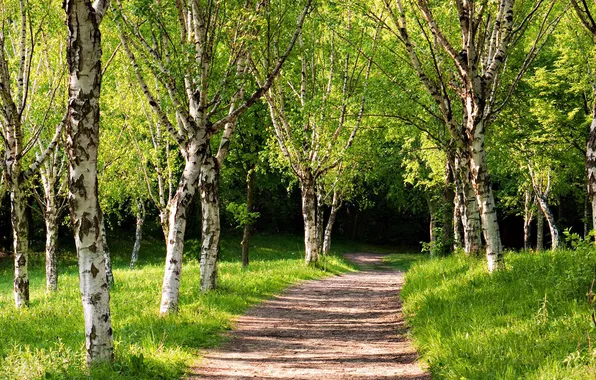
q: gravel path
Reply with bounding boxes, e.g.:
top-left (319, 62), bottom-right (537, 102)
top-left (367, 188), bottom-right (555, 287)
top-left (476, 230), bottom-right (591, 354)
top-left (188, 253), bottom-right (430, 379)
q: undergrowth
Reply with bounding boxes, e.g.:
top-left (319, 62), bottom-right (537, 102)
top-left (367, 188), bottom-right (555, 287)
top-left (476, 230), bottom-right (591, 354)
top-left (0, 234), bottom-right (356, 379)
top-left (402, 246), bottom-right (596, 379)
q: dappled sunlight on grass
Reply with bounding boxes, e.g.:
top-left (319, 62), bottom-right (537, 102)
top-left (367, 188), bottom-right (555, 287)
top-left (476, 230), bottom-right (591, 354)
top-left (402, 250), bottom-right (596, 379)
top-left (0, 234), bottom-right (355, 379)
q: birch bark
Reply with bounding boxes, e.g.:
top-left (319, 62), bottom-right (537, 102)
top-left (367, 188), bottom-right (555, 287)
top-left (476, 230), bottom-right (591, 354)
top-left (0, 0), bottom-right (65, 306)
top-left (199, 155), bottom-right (220, 291)
top-left (523, 190), bottom-right (534, 250)
top-left (322, 190), bottom-right (340, 256)
top-left (64, 0), bottom-right (113, 364)
top-left (241, 168), bottom-right (255, 267)
top-left (301, 174), bottom-right (319, 264)
top-left (468, 122), bottom-right (503, 271)
top-left (130, 201), bottom-right (144, 269)
top-left (118, 1), bottom-right (311, 311)
top-left (537, 210), bottom-right (544, 251)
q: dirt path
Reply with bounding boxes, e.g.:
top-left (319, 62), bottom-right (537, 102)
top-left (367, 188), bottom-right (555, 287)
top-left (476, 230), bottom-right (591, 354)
top-left (188, 253), bottom-right (430, 379)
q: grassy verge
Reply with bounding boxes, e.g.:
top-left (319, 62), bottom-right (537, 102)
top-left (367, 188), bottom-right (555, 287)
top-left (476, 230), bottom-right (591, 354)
top-left (0, 234), bottom-right (356, 379)
top-left (402, 248), bottom-right (596, 379)
top-left (384, 253), bottom-right (427, 271)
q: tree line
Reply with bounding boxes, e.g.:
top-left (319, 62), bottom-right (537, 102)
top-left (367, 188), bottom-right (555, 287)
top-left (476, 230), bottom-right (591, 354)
top-left (0, 0), bottom-right (595, 368)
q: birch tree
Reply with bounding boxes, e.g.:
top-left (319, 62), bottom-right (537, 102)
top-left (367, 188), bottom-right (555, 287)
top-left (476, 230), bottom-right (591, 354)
top-left (117, 0), bottom-right (311, 312)
top-left (570, 0), bottom-right (596, 236)
top-left (0, 0), bottom-right (65, 306)
top-left (257, 7), bottom-right (375, 265)
top-left (64, 0), bottom-right (113, 365)
top-left (528, 164), bottom-right (559, 249)
top-left (383, 0), bottom-right (560, 271)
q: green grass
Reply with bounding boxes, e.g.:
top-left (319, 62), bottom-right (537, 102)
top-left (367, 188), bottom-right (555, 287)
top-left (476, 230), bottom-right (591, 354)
top-left (384, 252), bottom-right (428, 271)
top-left (0, 234), bottom-right (356, 379)
top-left (401, 248), bottom-right (596, 379)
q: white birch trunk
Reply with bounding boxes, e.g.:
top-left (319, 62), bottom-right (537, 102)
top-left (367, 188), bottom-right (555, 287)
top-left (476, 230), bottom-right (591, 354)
top-left (241, 168), bottom-right (255, 267)
top-left (428, 198), bottom-right (438, 243)
top-left (587, 114), bottom-right (596, 236)
top-left (316, 192), bottom-right (325, 252)
top-left (130, 202), bottom-right (144, 269)
top-left (536, 195), bottom-right (559, 250)
top-left (65, 0), bottom-right (113, 364)
top-left (453, 185), bottom-right (464, 250)
top-left (44, 191), bottom-right (59, 291)
top-left (456, 154), bottom-right (482, 256)
top-left (537, 210), bottom-right (544, 251)
top-left (468, 127), bottom-right (503, 272)
top-left (301, 175), bottom-right (318, 265)
top-left (11, 184), bottom-right (29, 307)
top-left (523, 190), bottom-right (533, 251)
top-left (199, 155), bottom-right (221, 292)
top-left (322, 191), bottom-right (340, 256)
top-left (159, 138), bottom-right (204, 314)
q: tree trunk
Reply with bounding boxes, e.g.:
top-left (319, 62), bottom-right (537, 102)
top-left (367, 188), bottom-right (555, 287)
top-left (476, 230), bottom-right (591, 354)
top-left (453, 181), bottom-right (464, 250)
top-left (65, 0), bottom-right (113, 365)
top-left (241, 168), bottom-right (255, 267)
top-left (160, 139), bottom-right (204, 314)
top-left (101, 217), bottom-right (114, 287)
top-left (537, 210), bottom-right (544, 251)
top-left (456, 153), bottom-right (482, 256)
top-left (523, 190), bottom-right (533, 251)
top-left (587, 110), bottom-right (596, 237)
top-left (536, 195), bottom-right (559, 250)
top-left (45, 192), bottom-right (59, 291)
top-left (12, 185), bottom-right (29, 307)
top-left (468, 126), bottom-right (503, 272)
top-left (130, 201), bottom-right (144, 269)
top-left (442, 157), bottom-right (455, 254)
top-left (322, 190), bottom-right (340, 256)
top-left (199, 155), bottom-right (221, 292)
top-left (301, 174), bottom-right (318, 265)
top-left (427, 198), bottom-right (438, 243)
top-left (316, 192), bottom-right (325, 252)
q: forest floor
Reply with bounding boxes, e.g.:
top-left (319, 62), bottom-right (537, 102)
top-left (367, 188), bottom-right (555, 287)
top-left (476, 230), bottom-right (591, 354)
top-left (188, 252), bottom-right (430, 379)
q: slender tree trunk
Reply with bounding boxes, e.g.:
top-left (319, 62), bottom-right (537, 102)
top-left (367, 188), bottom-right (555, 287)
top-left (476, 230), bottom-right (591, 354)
top-left (536, 195), bottom-right (559, 250)
top-left (160, 139), bottom-right (204, 314)
top-left (587, 110), bottom-right (596, 237)
top-left (537, 210), bottom-right (544, 251)
top-left (301, 174), bottom-right (318, 265)
top-left (452, 187), bottom-right (464, 250)
top-left (65, 0), bottom-right (113, 364)
top-left (199, 155), bottom-right (221, 292)
top-left (130, 202), bottom-right (144, 269)
top-left (453, 181), bottom-right (464, 250)
top-left (468, 125), bottom-right (503, 272)
top-left (456, 153), bottom-right (482, 256)
top-left (428, 198), bottom-right (438, 243)
top-left (523, 190), bottom-right (533, 251)
top-left (316, 192), bottom-right (325, 252)
top-left (45, 192), bottom-right (59, 291)
top-left (322, 190), bottom-right (340, 256)
top-left (101, 217), bottom-right (114, 287)
top-left (442, 158), bottom-right (455, 254)
top-left (12, 184), bottom-right (29, 307)
top-left (241, 168), bottom-right (255, 267)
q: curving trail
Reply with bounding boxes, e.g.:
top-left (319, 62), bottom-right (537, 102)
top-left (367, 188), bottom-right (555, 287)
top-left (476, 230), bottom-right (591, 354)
top-left (188, 253), bottom-right (430, 379)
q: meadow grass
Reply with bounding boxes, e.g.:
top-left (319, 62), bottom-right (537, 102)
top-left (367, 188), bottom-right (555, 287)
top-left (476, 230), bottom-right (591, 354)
top-left (0, 234), bottom-right (356, 379)
top-left (401, 247), bottom-right (596, 379)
